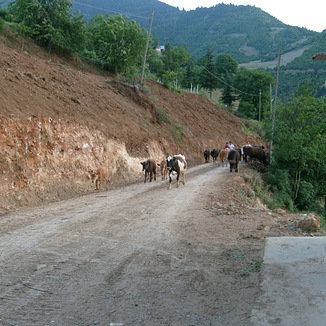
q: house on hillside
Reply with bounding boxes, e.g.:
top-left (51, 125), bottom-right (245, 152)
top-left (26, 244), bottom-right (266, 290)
top-left (312, 52), bottom-right (326, 60)
top-left (155, 46), bottom-right (165, 55)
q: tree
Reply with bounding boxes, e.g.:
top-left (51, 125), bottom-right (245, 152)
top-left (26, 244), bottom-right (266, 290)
top-left (87, 14), bottom-right (146, 75)
top-left (147, 48), bottom-right (164, 76)
top-left (183, 60), bottom-right (200, 90)
top-left (235, 67), bottom-right (273, 120)
top-left (161, 44), bottom-right (190, 72)
top-left (9, 0), bottom-right (86, 53)
top-left (215, 54), bottom-right (238, 107)
top-left (157, 44), bottom-right (191, 89)
top-left (215, 54), bottom-right (238, 80)
top-left (200, 47), bottom-right (218, 99)
top-left (266, 83), bottom-right (326, 212)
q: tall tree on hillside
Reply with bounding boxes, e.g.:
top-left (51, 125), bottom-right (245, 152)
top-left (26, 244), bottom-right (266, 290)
top-left (235, 67), bottom-right (274, 120)
top-left (216, 54), bottom-right (238, 107)
top-left (215, 54), bottom-right (238, 80)
top-left (86, 14), bottom-right (146, 75)
top-left (9, 0), bottom-right (86, 53)
top-left (183, 60), bottom-right (201, 91)
top-left (200, 47), bottom-right (218, 99)
top-left (159, 43), bottom-right (191, 89)
top-left (220, 79), bottom-right (237, 108)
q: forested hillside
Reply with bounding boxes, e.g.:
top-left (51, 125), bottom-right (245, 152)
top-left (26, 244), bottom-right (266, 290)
top-left (71, 1), bottom-right (326, 96)
top-left (72, 1), bottom-right (317, 62)
top-left (2, 0), bottom-right (325, 97)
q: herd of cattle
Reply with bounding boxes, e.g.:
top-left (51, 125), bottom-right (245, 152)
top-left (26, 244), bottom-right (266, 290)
top-left (90, 145), bottom-right (269, 191)
top-left (204, 145), bottom-right (269, 166)
top-left (141, 154), bottom-right (187, 189)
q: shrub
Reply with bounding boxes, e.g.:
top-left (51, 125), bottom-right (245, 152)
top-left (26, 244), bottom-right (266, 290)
top-left (295, 181), bottom-right (316, 211)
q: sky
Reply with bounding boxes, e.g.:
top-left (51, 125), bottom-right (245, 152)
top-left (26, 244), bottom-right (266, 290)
top-left (159, 0), bottom-right (326, 32)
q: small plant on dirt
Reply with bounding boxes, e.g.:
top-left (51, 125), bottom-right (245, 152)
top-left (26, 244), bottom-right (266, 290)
top-left (240, 170), bottom-right (288, 210)
top-left (240, 259), bottom-right (264, 277)
top-left (228, 251), bottom-right (245, 261)
top-left (172, 124), bottom-right (184, 144)
top-left (0, 18), bottom-right (4, 33)
top-left (157, 108), bottom-right (171, 124)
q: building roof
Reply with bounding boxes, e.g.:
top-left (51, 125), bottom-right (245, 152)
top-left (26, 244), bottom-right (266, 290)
top-left (312, 52), bottom-right (326, 61)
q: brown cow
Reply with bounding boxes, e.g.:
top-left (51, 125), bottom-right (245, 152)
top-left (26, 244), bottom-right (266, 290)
top-left (217, 148), bottom-right (229, 167)
top-left (90, 167), bottom-right (110, 191)
top-left (140, 159), bottom-right (157, 183)
top-left (242, 146), bottom-right (269, 165)
top-left (158, 159), bottom-right (168, 181)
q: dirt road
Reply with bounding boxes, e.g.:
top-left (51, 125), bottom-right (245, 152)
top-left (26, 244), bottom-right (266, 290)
top-left (0, 162), bottom-right (305, 326)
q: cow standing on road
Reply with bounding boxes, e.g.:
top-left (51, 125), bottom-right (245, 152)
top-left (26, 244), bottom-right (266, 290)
top-left (141, 159), bottom-right (157, 183)
top-left (166, 154), bottom-right (187, 189)
top-left (217, 148), bottom-right (229, 167)
top-left (90, 167), bottom-right (110, 191)
top-left (210, 148), bottom-right (219, 164)
top-left (227, 149), bottom-right (240, 172)
top-left (158, 159), bottom-right (168, 181)
top-left (203, 149), bottom-right (210, 163)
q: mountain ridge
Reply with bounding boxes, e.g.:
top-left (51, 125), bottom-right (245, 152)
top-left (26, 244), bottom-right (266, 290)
top-left (71, 1), bottom-right (318, 62)
top-left (71, 0), bottom-right (326, 95)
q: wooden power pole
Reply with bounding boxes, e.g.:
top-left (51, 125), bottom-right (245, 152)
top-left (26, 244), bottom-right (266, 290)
top-left (269, 50), bottom-right (281, 159)
top-left (141, 11), bottom-right (154, 85)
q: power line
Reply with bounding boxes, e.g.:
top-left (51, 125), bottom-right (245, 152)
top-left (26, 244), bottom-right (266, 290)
top-left (73, 1), bottom-right (150, 20)
top-left (73, 1), bottom-right (261, 99)
top-left (201, 66), bottom-right (259, 97)
top-left (73, 1), bottom-right (179, 46)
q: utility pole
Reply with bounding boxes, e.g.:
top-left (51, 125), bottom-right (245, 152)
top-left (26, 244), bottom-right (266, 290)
top-left (141, 11), bottom-right (154, 85)
top-left (270, 84), bottom-right (273, 113)
top-left (269, 50), bottom-right (281, 159)
top-left (259, 88), bottom-right (262, 121)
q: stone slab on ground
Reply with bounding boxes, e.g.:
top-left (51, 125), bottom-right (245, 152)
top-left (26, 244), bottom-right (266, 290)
top-left (251, 236), bottom-right (326, 326)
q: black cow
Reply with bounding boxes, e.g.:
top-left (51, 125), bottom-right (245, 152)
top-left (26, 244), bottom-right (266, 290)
top-left (242, 146), bottom-right (268, 165)
top-left (210, 148), bottom-right (219, 164)
top-left (203, 149), bottom-right (210, 163)
top-left (166, 154), bottom-right (187, 189)
top-left (227, 149), bottom-right (240, 172)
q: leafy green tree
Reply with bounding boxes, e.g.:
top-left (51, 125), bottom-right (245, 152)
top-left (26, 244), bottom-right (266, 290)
top-left (0, 5), bottom-right (9, 21)
top-left (235, 67), bottom-right (273, 120)
top-left (0, 15), bottom-right (4, 32)
top-left (9, 0), bottom-right (86, 53)
top-left (161, 43), bottom-right (190, 72)
top-left (147, 48), bottom-right (164, 76)
top-left (161, 70), bottom-right (179, 90)
top-left (200, 47), bottom-right (218, 99)
top-left (156, 43), bottom-right (191, 89)
top-left (86, 14), bottom-right (146, 75)
top-left (220, 80), bottom-right (237, 108)
top-left (266, 84), bottom-right (326, 212)
top-left (215, 54), bottom-right (238, 80)
top-left (183, 60), bottom-right (200, 90)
